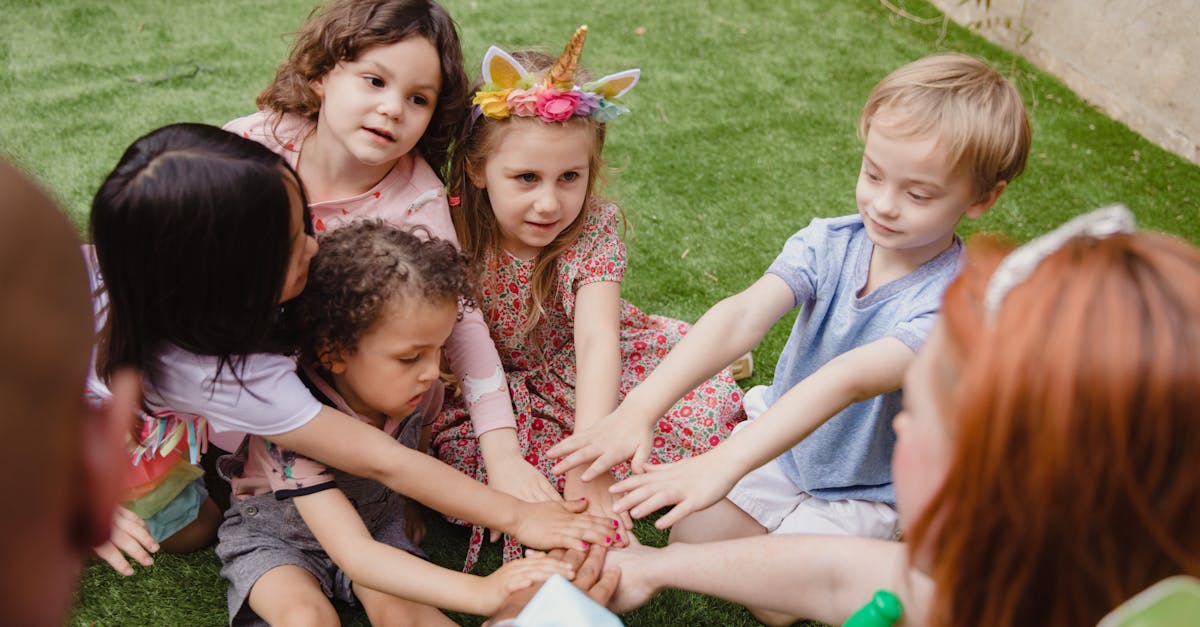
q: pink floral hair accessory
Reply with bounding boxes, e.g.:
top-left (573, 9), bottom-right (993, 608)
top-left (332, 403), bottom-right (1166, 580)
top-left (472, 25), bottom-right (639, 124)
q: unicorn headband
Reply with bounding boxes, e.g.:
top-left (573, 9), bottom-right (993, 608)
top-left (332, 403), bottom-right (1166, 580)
top-left (984, 204), bottom-right (1136, 322)
top-left (471, 25), bottom-right (640, 124)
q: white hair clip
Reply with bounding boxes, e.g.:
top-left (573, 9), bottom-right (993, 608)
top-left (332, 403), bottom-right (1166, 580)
top-left (984, 204), bottom-right (1136, 321)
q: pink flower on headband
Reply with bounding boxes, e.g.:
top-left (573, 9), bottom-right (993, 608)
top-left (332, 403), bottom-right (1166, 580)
top-left (506, 88), bottom-right (539, 118)
top-left (536, 89), bottom-right (581, 122)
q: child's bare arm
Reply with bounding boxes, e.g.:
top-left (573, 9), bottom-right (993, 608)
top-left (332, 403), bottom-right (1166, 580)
top-left (270, 407), bottom-right (616, 551)
top-left (479, 428), bottom-right (564, 504)
top-left (293, 488), bottom-right (573, 615)
top-left (450, 303), bottom-right (561, 505)
top-left (550, 274), bottom-right (796, 479)
top-left (610, 336), bottom-right (914, 527)
top-left (566, 280), bottom-right (631, 545)
top-left (608, 534), bottom-right (929, 625)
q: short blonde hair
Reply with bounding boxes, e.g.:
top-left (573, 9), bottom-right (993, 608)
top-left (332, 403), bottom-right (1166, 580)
top-left (859, 53), bottom-right (1031, 198)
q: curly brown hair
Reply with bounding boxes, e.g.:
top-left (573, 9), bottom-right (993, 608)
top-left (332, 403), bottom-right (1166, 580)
top-left (256, 0), bottom-right (468, 176)
top-left (287, 220), bottom-right (476, 366)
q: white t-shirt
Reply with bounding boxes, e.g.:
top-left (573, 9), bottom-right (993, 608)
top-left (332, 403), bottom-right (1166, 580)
top-left (83, 245), bottom-right (321, 445)
top-left (142, 346), bottom-right (322, 438)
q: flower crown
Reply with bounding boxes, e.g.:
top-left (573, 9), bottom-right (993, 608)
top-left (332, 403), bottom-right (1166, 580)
top-left (471, 25), bottom-right (640, 124)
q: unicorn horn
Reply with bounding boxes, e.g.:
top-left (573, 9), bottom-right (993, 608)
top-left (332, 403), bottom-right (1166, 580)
top-left (547, 25), bottom-right (588, 89)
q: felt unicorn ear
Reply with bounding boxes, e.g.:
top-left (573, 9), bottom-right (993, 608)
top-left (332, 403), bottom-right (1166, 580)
top-left (481, 45), bottom-right (528, 89)
top-left (583, 69), bottom-right (640, 99)
top-left (546, 25), bottom-right (588, 89)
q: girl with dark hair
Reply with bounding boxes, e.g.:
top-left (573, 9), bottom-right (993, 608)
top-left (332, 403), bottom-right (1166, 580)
top-left (217, 221), bottom-right (571, 624)
top-left (87, 121), bottom-right (315, 575)
top-left (224, 0), bottom-right (550, 512)
top-left (86, 123), bottom-right (616, 599)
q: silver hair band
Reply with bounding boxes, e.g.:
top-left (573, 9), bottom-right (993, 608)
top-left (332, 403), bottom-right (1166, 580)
top-left (983, 204), bottom-right (1136, 321)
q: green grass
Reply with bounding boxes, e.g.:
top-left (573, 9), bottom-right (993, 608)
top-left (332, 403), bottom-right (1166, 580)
top-left (2, 0), bottom-right (1197, 624)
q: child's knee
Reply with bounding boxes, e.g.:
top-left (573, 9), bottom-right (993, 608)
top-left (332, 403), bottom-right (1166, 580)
top-left (264, 595), bottom-right (338, 624)
top-left (358, 589), bottom-right (447, 627)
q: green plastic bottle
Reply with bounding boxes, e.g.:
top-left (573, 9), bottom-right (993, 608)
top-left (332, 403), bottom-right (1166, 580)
top-left (843, 590), bottom-right (904, 627)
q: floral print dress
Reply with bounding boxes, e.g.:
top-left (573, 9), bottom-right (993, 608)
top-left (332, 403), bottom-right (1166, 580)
top-left (431, 200), bottom-right (746, 570)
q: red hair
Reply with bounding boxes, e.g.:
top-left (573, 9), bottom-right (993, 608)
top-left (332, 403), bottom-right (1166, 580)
top-left (908, 231), bottom-right (1200, 626)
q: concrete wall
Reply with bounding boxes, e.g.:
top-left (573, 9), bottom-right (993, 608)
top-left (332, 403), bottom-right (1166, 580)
top-left (929, 0), bottom-right (1200, 164)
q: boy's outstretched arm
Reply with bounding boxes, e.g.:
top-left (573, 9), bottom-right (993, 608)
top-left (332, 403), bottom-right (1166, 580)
top-left (549, 274), bottom-right (796, 480)
top-left (294, 488), bottom-right (573, 616)
top-left (609, 336), bottom-right (914, 528)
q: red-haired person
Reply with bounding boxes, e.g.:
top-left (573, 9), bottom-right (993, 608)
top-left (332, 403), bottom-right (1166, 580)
top-left (605, 207), bottom-right (1200, 627)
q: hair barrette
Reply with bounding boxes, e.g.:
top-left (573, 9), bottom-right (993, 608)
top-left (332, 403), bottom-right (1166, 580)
top-left (471, 25), bottom-right (640, 124)
top-left (984, 204), bottom-right (1136, 321)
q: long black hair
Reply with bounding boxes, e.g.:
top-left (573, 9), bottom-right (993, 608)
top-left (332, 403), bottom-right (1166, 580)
top-left (90, 123), bottom-right (312, 385)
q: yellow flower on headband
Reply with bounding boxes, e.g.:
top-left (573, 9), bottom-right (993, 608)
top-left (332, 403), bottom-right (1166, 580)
top-left (473, 89), bottom-right (513, 120)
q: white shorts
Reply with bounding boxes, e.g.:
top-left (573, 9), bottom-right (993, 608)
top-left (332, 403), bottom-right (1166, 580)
top-left (725, 386), bottom-right (900, 540)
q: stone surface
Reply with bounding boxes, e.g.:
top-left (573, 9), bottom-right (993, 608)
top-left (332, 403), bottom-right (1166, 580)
top-left (929, 0), bottom-right (1200, 164)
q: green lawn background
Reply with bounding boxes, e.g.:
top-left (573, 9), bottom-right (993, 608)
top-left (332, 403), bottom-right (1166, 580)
top-left (1, 0), bottom-right (1197, 624)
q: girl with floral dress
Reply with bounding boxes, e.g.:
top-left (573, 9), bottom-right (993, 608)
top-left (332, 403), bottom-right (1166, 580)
top-left (432, 26), bottom-right (746, 570)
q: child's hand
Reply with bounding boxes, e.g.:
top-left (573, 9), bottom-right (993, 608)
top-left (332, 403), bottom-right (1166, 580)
top-left (488, 455), bottom-right (564, 504)
top-left (609, 453), bottom-right (739, 529)
top-left (485, 545), bottom-right (620, 624)
top-left (564, 471), bottom-right (633, 549)
top-left (92, 505), bottom-right (158, 576)
top-left (603, 542), bottom-right (662, 613)
top-left (509, 498), bottom-right (620, 552)
top-left (549, 407), bottom-right (654, 481)
top-left (479, 550), bottom-right (576, 615)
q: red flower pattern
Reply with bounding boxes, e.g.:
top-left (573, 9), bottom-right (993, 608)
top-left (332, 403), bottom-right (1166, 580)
top-left (429, 201), bottom-right (745, 572)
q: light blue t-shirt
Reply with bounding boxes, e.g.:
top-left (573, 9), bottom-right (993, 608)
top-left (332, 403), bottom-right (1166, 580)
top-left (764, 215), bottom-right (963, 505)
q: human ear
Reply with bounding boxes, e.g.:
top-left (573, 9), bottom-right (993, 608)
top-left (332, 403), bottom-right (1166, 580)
top-left (75, 368), bottom-right (139, 549)
top-left (965, 180), bottom-right (1007, 219)
top-left (310, 75), bottom-right (326, 100)
top-left (319, 348), bottom-right (348, 375)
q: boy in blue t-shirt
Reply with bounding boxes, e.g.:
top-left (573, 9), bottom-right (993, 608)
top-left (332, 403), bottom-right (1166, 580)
top-left (550, 53), bottom-right (1031, 550)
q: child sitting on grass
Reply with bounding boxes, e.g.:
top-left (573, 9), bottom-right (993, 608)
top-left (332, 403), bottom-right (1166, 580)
top-left (552, 52), bottom-right (1032, 601)
top-left (86, 123), bottom-right (615, 614)
top-left (433, 26), bottom-right (746, 570)
top-left (216, 220), bottom-right (571, 624)
top-left (607, 207), bottom-right (1200, 627)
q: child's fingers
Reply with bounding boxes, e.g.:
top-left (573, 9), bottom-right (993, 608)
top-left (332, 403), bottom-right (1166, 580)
top-left (573, 544), bottom-right (607, 588)
top-left (558, 496), bottom-right (590, 514)
top-left (652, 501), bottom-right (696, 530)
top-left (112, 510), bottom-right (158, 554)
top-left (616, 512), bottom-right (635, 547)
top-left (611, 482), bottom-right (677, 518)
top-left (580, 453), bottom-right (621, 482)
top-left (572, 517), bottom-right (623, 550)
top-left (532, 476), bottom-right (565, 503)
top-left (507, 553), bottom-right (575, 585)
top-left (608, 471), bottom-right (648, 496)
top-left (92, 542), bottom-right (135, 576)
top-left (588, 566), bottom-right (622, 606)
top-left (550, 445), bottom-right (598, 476)
top-left (546, 435), bottom-right (581, 459)
top-left (630, 447), bottom-right (652, 475)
